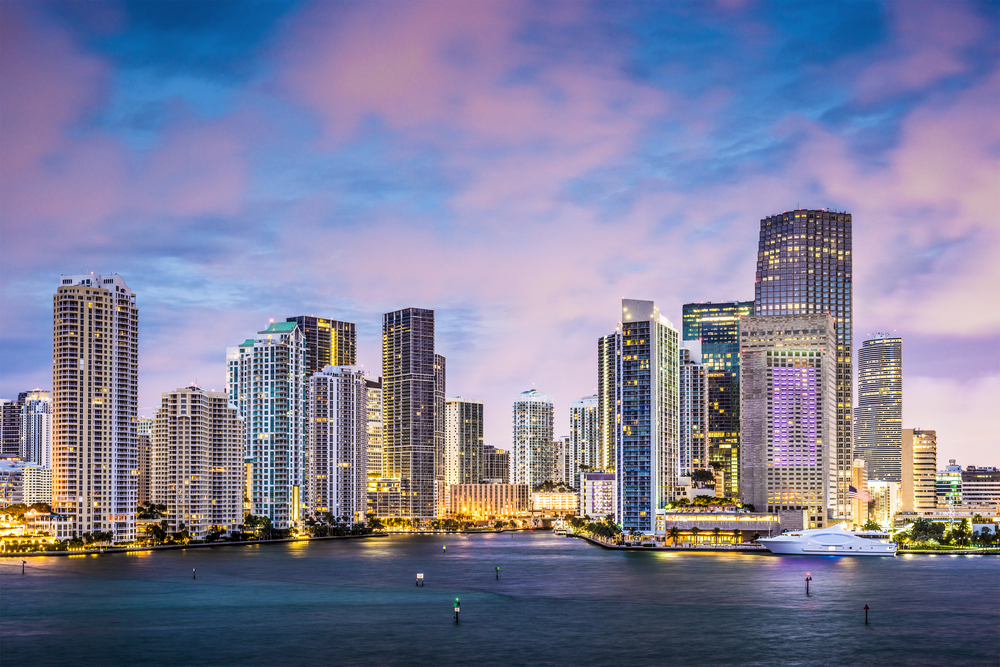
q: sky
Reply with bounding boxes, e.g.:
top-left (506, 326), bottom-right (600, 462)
top-left (1, 0), bottom-right (998, 466)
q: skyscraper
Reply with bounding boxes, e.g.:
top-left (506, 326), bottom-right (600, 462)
top-left (308, 366), bottom-right (369, 523)
top-left (511, 390), bottom-right (554, 488)
top-left (151, 386), bottom-right (244, 538)
top-left (678, 346), bottom-right (708, 477)
top-left (286, 316), bottom-right (356, 373)
top-left (597, 333), bottom-right (620, 472)
top-left (1, 393), bottom-right (26, 458)
top-left (617, 299), bottom-right (679, 534)
top-left (855, 334), bottom-right (902, 482)
top-left (52, 274), bottom-right (139, 542)
top-left (19, 390), bottom-right (51, 467)
top-left (682, 301), bottom-right (754, 497)
top-left (552, 434), bottom-right (573, 485)
top-left (444, 397), bottom-right (484, 486)
top-left (382, 308), bottom-right (441, 520)
top-left (135, 417), bottom-right (153, 506)
top-left (365, 377), bottom-right (383, 479)
top-left (569, 395), bottom-right (599, 474)
top-left (901, 428), bottom-right (937, 513)
top-left (754, 209), bottom-right (853, 520)
top-left (227, 321), bottom-right (307, 528)
top-left (740, 314), bottom-right (837, 530)
top-left (434, 354), bottom-right (446, 515)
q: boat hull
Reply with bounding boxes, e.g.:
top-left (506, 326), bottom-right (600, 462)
top-left (759, 540), bottom-right (896, 556)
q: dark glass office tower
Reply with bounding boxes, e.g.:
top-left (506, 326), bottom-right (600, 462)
top-left (855, 335), bottom-right (902, 482)
top-left (754, 209), bottom-right (853, 520)
top-left (682, 301), bottom-right (753, 498)
top-left (286, 316), bottom-right (356, 374)
top-left (382, 308), bottom-right (440, 520)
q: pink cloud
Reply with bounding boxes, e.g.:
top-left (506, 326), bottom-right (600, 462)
top-left (854, 0), bottom-right (987, 103)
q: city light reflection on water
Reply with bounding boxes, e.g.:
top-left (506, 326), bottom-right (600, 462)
top-left (2, 532), bottom-right (997, 666)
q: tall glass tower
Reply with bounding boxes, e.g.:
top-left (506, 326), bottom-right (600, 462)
top-left (382, 308), bottom-right (442, 520)
top-left (855, 334), bottom-right (902, 481)
top-left (617, 299), bottom-right (678, 534)
top-left (754, 209), bottom-right (853, 520)
top-left (286, 316), bottom-right (356, 373)
top-left (682, 301), bottom-right (753, 497)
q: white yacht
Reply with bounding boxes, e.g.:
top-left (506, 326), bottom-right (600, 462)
top-left (758, 524), bottom-right (896, 557)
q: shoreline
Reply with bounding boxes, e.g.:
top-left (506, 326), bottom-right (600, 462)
top-left (0, 528), bottom-right (536, 558)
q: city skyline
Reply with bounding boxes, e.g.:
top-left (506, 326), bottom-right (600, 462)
top-left (1, 1), bottom-right (997, 467)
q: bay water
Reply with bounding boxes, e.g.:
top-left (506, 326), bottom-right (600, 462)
top-left (2, 532), bottom-right (997, 666)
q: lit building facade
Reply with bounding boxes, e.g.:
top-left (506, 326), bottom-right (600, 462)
top-left (936, 460), bottom-right (963, 507)
top-left (682, 301), bottom-right (754, 497)
top-left (52, 273), bottom-right (139, 542)
top-left (851, 458), bottom-right (869, 528)
top-left (855, 334), bottom-right (902, 481)
top-left (678, 345), bottom-right (709, 477)
top-left (901, 428), bottom-right (936, 513)
top-left (151, 386), bottom-right (244, 538)
top-left (552, 435), bottom-right (573, 486)
top-left (382, 308), bottom-right (444, 520)
top-left (286, 316), bottom-right (356, 373)
top-left (532, 491), bottom-right (580, 513)
top-left (597, 333), bottom-right (620, 472)
top-left (740, 314), bottom-right (837, 530)
top-left (569, 395), bottom-right (599, 474)
top-left (579, 472), bottom-right (616, 518)
top-left (19, 390), bottom-right (51, 467)
top-left (511, 390), bottom-right (554, 488)
top-left (617, 299), bottom-right (679, 534)
top-left (961, 467), bottom-right (1000, 509)
top-left (227, 321), bottom-right (307, 529)
top-left (868, 480), bottom-right (901, 528)
top-left (308, 366), bottom-right (369, 523)
top-left (754, 209), bottom-right (853, 520)
top-left (367, 478), bottom-right (403, 518)
top-left (450, 483), bottom-right (529, 518)
top-left (365, 378), bottom-right (383, 478)
top-left (482, 445), bottom-right (509, 483)
top-left (444, 397), bottom-right (484, 487)
top-left (135, 417), bottom-right (153, 506)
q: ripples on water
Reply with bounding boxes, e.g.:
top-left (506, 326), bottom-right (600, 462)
top-left (2, 533), bottom-right (997, 666)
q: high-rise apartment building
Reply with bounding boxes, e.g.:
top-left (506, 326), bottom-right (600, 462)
top-left (434, 354), bottom-right (446, 515)
top-left (682, 301), bottom-right (754, 497)
top-left (597, 333), bottom-right (620, 472)
top-left (570, 395), bottom-right (599, 475)
top-left (511, 390), bottom-right (554, 488)
top-left (227, 321), bottom-right (307, 528)
top-left (365, 377), bottom-right (383, 478)
top-left (308, 367), bottom-right (369, 523)
top-left (444, 397), bottom-right (484, 486)
top-left (855, 334), bottom-right (902, 481)
top-left (754, 209), bottom-right (853, 520)
top-left (901, 428), bottom-right (936, 513)
top-left (617, 299), bottom-right (679, 533)
top-left (151, 386), bottom-right (244, 538)
top-left (482, 445), bottom-right (509, 483)
top-left (135, 417), bottom-right (153, 506)
top-left (52, 273), bottom-right (138, 542)
top-left (1, 393), bottom-right (26, 458)
top-left (382, 308), bottom-right (442, 520)
top-left (19, 390), bottom-right (51, 467)
top-left (678, 346), bottom-right (709, 477)
top-left (552, 435), bottom-right (574, 485)
top-left (740, 314), bottom-right (837, 530)
top-left (286, 316), bottom-right (356, 373)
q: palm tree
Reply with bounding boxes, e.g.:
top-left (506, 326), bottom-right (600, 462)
top-left (712, 527), bottom-right (722, 546)
top-left (668, 526), bottom-right (681, 546)
top-left (690, 527), bottom-right (701, 545)
top-left (731, 529), bottom-right (741, 545)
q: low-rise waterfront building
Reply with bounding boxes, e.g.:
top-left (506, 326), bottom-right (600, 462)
top-left (450, 483), bottom-right (530, 518)
top-left (532, 491), bottom-right (579, 514)
top-left (936, 460), bottom-right (963, 507)
top-left (961, 466), bottom-right (1000, 509)
top-left (868, 480), bottom-right (900, 528)
top-left (654, 508), bottom-right (780, 544)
